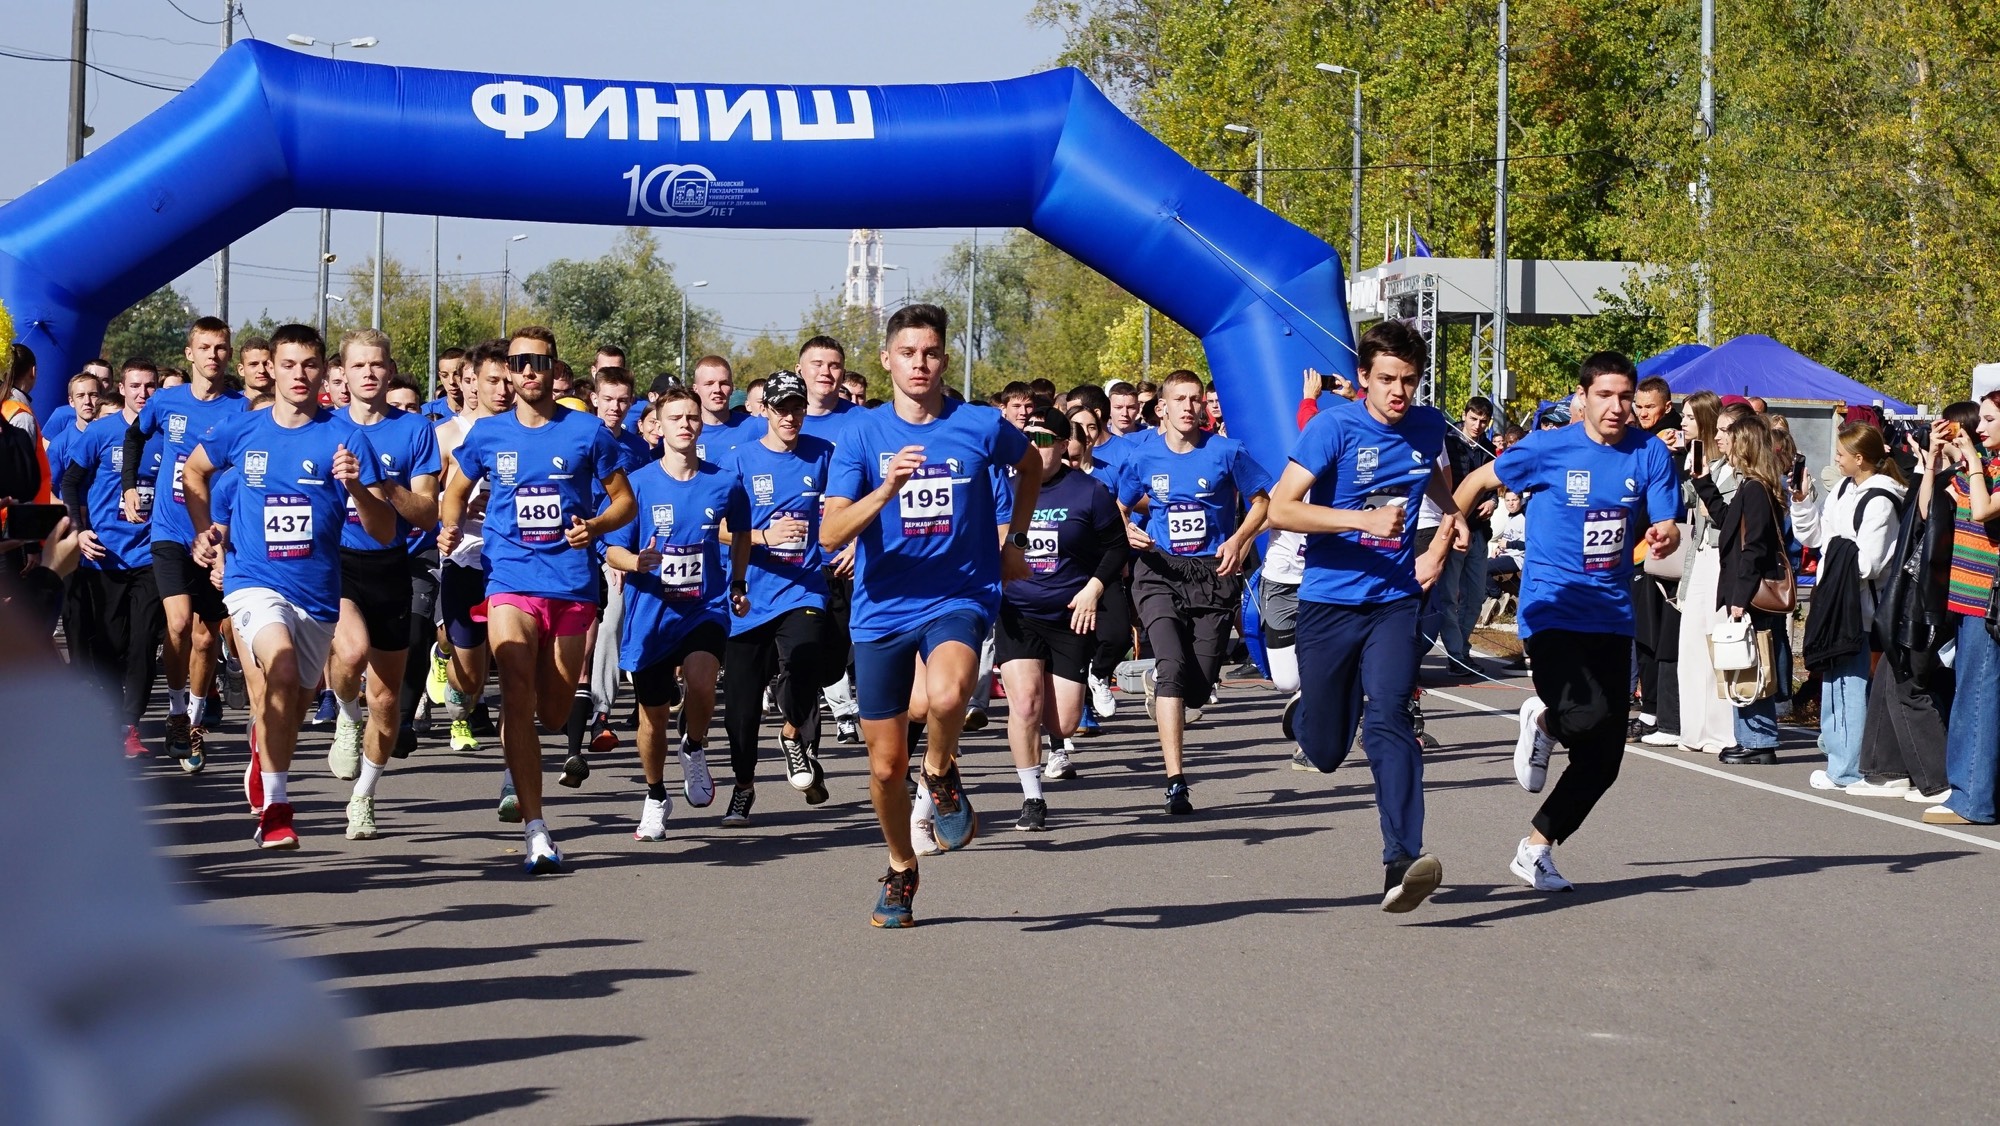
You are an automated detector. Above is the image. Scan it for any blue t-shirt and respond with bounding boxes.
[46,404,77,438]
[198,409,384,622]
[695,411,761,464]
[46,418,90,489]
[132,384,248,548]
[70,414,163,572]
[1087,432,1130,492]
[1494,425,1681,639]
[453,407,628,603]
[725,434,834,633]
[798,400,858,446]
[1004,465,1123,619]
[1288,399,1450,606]
[1116,429,1273,556]
[338,407,442,553]
[606,460,740,670]
[420,397,454,423]
[827,398,1031,641]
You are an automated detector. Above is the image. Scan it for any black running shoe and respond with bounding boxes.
[469,701,497,737]
[558,753,590,789]
[871,865,919,929]
[720,785,755,827]
[392,723,418,760]
[835,718,861,745]
[1015,798,1047,831]
[1164,781,1195,816]
[781,732,815,791]
[804,760,830,806]
[1409,695,1438,749]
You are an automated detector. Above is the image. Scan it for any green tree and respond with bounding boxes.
[102,286,199,368]
[521,228,720,380]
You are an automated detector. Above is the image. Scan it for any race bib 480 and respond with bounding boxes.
[515,484,564,545]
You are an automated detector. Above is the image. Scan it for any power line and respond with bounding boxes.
[90,27,214,49]
[163,0,228,25]
[0,44,186,92]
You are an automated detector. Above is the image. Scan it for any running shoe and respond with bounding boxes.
[1382,854,1444,913]
[1075,706,1100,739]
[1043,747,1076,781]
[1408,694,1436,749]
[963,705,989,732]
[449,718,478,754]
[1639,729,1682,747]
[425,644,451,705]
[222,656,247,709]
[1164,781,1195,816]
[1290,747,1316,772]
[1088,674,1117,718]
[393,722,418,760]
[254,802,299,850]
[1185,701,1204,725]
[345,794,378,840]
[558,753,591,789]
[244,754,264,817]
[590,716,618,754]
[497,782,520,823]
[329,713,364,781]
[1015,798,1047,832]
[911,812,941,857]
[469,700,497,737]
[180,744,206,775]
[835,717,861,745]
[1807,769,1842,790]
[1143,669,1157,721]
[1510,836,1574,892]
[123,726,148,759]
[781,731,816,791]
[310,690,337,728]
[523,825,564,875]
[720,786,755,827]
[1514,696,1554,793]
[870,865,919,929]
[1625,717,1653,744]
[762,686,780,717]
[635,794,671,841]
[164,713,192,759]
[803,759,830,806]
[922,763,978,851]
[205,692,224,726]
[679,740,715,807]
[412,695,433,736]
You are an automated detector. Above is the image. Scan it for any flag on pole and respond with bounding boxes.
[1411,229,1434,257]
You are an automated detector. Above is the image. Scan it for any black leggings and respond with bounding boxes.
[1089,572,1133,680]
[397,551,440,719]
[723,607,848,785]
[1525,629,1631,843]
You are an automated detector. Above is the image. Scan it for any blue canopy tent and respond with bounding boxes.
[1636,343,1710,378]
[1665,334,1912,412]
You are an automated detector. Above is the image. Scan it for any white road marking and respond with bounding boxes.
[1424,686,2000,854]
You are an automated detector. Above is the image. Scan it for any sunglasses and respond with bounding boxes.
[507,353,555,373]
[1028,429,1058,448]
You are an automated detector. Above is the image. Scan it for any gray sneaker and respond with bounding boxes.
[328,712,364,781]
[345,794,378,840]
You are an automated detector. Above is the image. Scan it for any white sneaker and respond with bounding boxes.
[1906,786,1953,804]
[523,824,563,874]
[1043,747,1076,781]
[1808,769,1842,790]
[635,794,670,841]
[1514,696,1554,793]
[1088,674,1117,718]
[1509,837,1574,892]
[1185,702,1204,725]
[1844,778,1912,798]
[1639,730,1682,747]
[328,713,364,781]
[679,740,715,808]
[911,813,941,857]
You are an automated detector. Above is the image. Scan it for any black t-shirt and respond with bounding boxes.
[1004,466,1123,618]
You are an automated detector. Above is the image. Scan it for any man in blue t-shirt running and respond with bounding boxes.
[822,304,1040,928]
[1453,351,1680,894]
[1269,321,1463,913]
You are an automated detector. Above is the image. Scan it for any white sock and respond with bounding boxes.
[168,689,189,717]
[1017,766,1044,801]
[263,771,288,805]
[525,817,548,838]
[188,694,208,726]
[1061,738,1077,753]
[501,768,514,788]
[337,695,363,724]
[1638,712,1657,726]
[354,757,384,798]
[912,780,937,822]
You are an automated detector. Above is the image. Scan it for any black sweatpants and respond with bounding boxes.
[1089,571,1134,681]
[1633,573,1663,717]
[1525,629,1632,843]
[1131,551,1241,710]
[723,606,848,786]
[87,566,165,726]
[397,550,441,719]
[1859,658,1952,795]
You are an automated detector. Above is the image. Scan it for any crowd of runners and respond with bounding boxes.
[2,304,1995,927]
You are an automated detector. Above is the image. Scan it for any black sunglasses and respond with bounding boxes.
[1028,429,1058,448]
[507,353,555,373]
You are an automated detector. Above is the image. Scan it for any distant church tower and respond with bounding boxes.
[844,229,885,330]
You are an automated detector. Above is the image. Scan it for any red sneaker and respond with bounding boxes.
[123,726,149,759]
[254,802,298,850]
[244,755,265,817]
[590,715,618,754]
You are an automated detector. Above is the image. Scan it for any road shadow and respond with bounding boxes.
[340,965,692,1016]
[381,1085,551,1125]
[376,1033,644,1078]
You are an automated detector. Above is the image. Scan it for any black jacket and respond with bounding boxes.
[1695,477,1786,612]
[1874,478,1955,680]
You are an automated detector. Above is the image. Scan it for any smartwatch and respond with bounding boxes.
[1008,531,1031,550]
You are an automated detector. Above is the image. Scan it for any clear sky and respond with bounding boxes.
[1,0,1064,341]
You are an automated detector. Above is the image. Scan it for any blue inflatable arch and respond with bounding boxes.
[0,40,1355,466]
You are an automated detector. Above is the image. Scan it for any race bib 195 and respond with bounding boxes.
[898,466,954,537]
[263,493,313,560]
[514,484,563,545]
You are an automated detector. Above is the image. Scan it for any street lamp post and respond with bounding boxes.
[1224,123,1263,206]
[286,34,378,338]
[679,280,709,379]
[499,233,528,335]
[1316,63,1365,279]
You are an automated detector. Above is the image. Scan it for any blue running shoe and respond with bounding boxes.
[523,825,563,875]
[923,763,978,851]
[1075,705,1101,739]
[871,865,919,928]
[310,689,337,728]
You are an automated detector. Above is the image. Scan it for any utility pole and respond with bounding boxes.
[1491,0,1510,402]
[428,216,440,396]
[371,212,384,329]
[67,0,87,164]
[1348,78,1363,281]
[216,0,232,322]
[317,208,332,338]
[964,228,978,399]
[1696,0,1715,345]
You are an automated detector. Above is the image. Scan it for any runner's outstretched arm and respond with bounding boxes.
[1268,462,1405,540]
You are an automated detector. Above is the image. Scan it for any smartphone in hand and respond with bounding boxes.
[1689,439,1707,476]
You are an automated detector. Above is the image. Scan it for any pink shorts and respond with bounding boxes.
[472,594,596,638]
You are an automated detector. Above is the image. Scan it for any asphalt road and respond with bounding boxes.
[140,658,2000,1125]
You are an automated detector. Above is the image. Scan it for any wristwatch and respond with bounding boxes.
[1007,531,1031,550]
[729,579,748,594]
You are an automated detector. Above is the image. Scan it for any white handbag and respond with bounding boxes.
[1709,618,1755,671]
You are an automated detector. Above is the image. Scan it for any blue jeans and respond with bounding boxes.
[1819,649,1872,786]
[1735,699,1778,749]
[1945,614,2000,822]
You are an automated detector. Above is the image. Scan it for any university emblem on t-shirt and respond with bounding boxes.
[1566,470,1591,506]
[1357,447,1379,484]
[168,414,187,444]
[244,450,268,487]
[497,451,518,483]
[753,474,775,504]
[111,448,125,471]
[652,504,674,534]
[1150,473,1170,497]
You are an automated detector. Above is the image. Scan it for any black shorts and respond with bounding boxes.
[441,562,488,649]
[340,548,414,651]
[150,539,227,623]
[995,601,1092,683]
[631,621,728,708]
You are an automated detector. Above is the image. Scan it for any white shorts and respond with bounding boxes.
[225,588,337,681]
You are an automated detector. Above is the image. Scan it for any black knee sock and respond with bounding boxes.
[566,691,591,757]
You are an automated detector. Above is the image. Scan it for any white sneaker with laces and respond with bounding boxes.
[1639,730,1682,747]
[635,795,671,841]
[1089,674,1117,718]
[523,825,563,874]
[679,740,715,808]
[1043,747,1076,781]
[1844,778,1911,798]
[1509,836,1574,892]
[1906,786,1953,804]
[328,713,364,781]
[1515,696,1554,793]
[911,813,941,857]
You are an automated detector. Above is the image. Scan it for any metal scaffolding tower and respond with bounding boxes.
[844,229,885,331]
